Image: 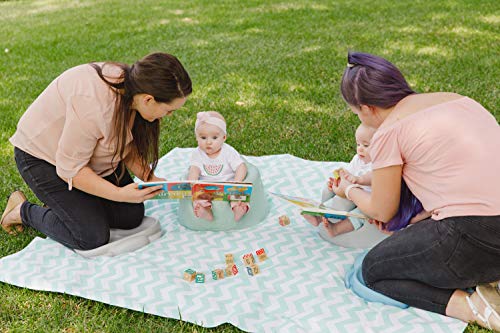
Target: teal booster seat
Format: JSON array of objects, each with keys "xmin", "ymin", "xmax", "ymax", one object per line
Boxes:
[{"xmin": 177, "ymin": 161, "xmax": 269, "ymax": 231}]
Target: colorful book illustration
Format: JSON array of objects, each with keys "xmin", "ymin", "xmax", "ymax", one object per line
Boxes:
[
  {"xmin": 270, "ymin": 192, "xmax": 368, "ymax": 220},
  {"xmin": 138, "ymin": 181, "xmax": 253, "ymax": 202}
]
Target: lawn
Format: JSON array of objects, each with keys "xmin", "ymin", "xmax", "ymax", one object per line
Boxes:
[{"xmin": 1, "ymin": 0, "xmax": 499, "ymax": 332}]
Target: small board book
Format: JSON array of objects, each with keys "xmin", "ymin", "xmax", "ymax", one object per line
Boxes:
[
  {"xmin": 270, "ymin": 192, "xmax": 368, "ymax": 220},
  {"xmin": 138, "ymin": 180, "xmax": 253, "ymax": 202}
]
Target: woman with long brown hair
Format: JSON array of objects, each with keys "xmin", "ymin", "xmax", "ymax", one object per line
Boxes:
[{"xmin": 1, "ymin": 52, "xmax": 192, "ymax": 250}]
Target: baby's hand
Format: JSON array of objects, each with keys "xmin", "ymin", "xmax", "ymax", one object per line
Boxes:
[
  {"xmin": 342, "ymin": 170, "xmax": 358, "ymax": 184},
  {"xmin": 327, "ymin": 178, "xmax": 334, "ymax": 191},
  {"xmin": 327, "ymin": 177, "xmax": 340, "ymax": 191}
]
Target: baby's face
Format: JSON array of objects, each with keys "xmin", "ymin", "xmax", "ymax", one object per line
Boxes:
[
  {"xmin": 355, "ymin": 126, "xmax": 375, "ymax": 163},
  {"xmin": 196, "ymin": 123, "xmax": 226, "ymax": 157}
]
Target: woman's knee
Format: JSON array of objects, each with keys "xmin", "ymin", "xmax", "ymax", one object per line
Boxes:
[
  {"xmin": 361, "ymin": 249, "xmax": 381, "ymax": 286},
  {"xmin": 75, "ymin": 222, "xmax": 110, "ymax": 250},
  {"xmin": 117, "ymin": 203, "xmax": 144, "ymax": 229}
]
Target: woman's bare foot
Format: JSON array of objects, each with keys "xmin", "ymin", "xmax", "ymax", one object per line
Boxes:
[
  {"xmin": 302, "ymin": 214, "xmax": 322, "ymax": 226},
  {"xmin": 322, "ymin": 218, "xmax": 355, "ymax": 237},
  {"xmin": 232, "ymin": 202, "xmax": 249, "ymax": 222},
  {"xmin": 193, "ymin": 202, "xmax": 214, "ymax": 221}
]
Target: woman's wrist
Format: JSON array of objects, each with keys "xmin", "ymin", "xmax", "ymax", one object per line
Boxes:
[{"xmin": 345, "ymin": 184, "xmax": 362, "ymax": 201}]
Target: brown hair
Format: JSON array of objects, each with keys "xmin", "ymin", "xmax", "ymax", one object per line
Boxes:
[{"xmin": 91, "ymin": 52, "xmax": 192, "ymax": 180}]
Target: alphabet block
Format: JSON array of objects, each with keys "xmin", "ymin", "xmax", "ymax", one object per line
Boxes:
[
  {"xmin": 246, "ymin": 264, "xmax": 260, "ymax": 276},
  {"xmin": 279, "ymin": 215, "xmax": 290, "ymax": 226},
  {"xmin": 183, "ymin": 269, "xmax": 196, "ymax": 282}
]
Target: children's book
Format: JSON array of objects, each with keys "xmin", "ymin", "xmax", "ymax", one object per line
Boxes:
[
  {"xmin": 138, "ymin": 180, "xmax": 253, "ymax": 202},
  {"xmin": 270, "ymin": 192, "xmax": 368, "ymax": 220}
]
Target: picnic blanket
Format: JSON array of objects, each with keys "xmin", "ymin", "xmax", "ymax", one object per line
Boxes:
[{"xmin": 0, "ymin": 148, "xmax": 467, "ymax": 333}]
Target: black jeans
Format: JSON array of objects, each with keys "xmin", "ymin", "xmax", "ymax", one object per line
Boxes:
[
  {"xmin": 362, "ymin": 215, "xmax": 500, "ymax": 315},
  {"xmin": 14, "ymin": 147, "xmax": 144, "ymax": 250}
]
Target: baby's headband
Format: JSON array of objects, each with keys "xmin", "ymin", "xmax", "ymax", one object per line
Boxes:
[{"xmin": 195, "ymin": 112, "xmax": 227, "ymax": 134}]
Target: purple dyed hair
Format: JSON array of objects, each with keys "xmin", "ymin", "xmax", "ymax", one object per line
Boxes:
[
  {"xmin": 340, "ymin": 52, "xmax": 416, "ymax": 109},
  {"xmin": 385, "ymin": 179, "xmax": 424, "ymax": 232}
]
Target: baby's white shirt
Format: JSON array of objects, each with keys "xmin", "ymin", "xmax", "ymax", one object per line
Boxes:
[
  {"xmin": 190, "ymin": 143, "xmax": 244, "ymax": 182},
  {"xmin": 345, "ymin": 154, "xmax": 372, "ymax": 192}
]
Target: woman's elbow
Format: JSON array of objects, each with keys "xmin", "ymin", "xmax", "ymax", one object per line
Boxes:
[{"xmin": 370, "ymin": 207, "xmax": 399, "ymax": 223}]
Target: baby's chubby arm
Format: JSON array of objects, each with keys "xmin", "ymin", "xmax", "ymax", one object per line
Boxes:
[
  {"xmin": 187, "ymin": 166, "xmax": 201, "ymax": 181},
  {"xmin": 233, "ymin": 163, "xmax": 247, "ymax": 182}
]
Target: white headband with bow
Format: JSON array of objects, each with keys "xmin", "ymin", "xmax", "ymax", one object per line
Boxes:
[{"xmin": 194, "ymin": 112, "xmax": 227, "ymax": 134}]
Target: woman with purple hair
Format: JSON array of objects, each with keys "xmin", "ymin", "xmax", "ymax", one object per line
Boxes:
[{"xmin": 333, "ymin": 52, "xmax": 500, "ymax": 330}]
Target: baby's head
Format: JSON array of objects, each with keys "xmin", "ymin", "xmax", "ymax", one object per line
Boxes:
[
  {"xmin": 194, "ymin": 111, "xmax": 227, "ymax": 156},
  {"xmin": 355, "ymin": 123, "xmax": 377, "ymax": 163}
]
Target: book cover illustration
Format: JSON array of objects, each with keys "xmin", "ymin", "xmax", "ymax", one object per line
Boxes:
[
  {"xmin": 138, "ymin": 181, "xmax": 252, "ymax": 202},
  {"xmin": 192, "ymin": 182, "xmax": 253, "ymax": 202},
  {"xmin": 270, "ymin": 192, "xmax": 367, "ymax": 220},
  {"xmin": 138, "ymin": 181, "xmax": 194, "ymax": 200}
]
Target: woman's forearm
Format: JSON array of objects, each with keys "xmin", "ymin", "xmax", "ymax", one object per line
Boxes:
[
  {"xmin": 124, "ymin": 154, "xmax": 153, "ymax": 181},
  {"xmin": 63, "ymin": 166, "xmax": 123, "ymax": 201}
]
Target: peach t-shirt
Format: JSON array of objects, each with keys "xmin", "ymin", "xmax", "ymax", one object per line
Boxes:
[
  {"xmin": 10, "ymin": 63, "xmax": 132, "ymax": 184},
  {"xmin": 370, "ymin": 97, "xmax": 500, "ymax": 220}
]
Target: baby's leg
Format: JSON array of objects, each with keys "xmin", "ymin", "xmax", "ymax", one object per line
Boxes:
[
  {"xmin": 322, "ymin": 217, "xmax": 355, "ymax": 237},
  {"xmin": 193, "ymin": 199, "xmax": 214, "ymax": 221},
  {"xmin": 230, "ymin": 201, "xmax": 249, "ymax": 222}
]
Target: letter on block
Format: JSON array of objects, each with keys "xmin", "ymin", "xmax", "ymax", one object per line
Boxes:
[
  {"xmin": 212, "ymin": 269, "xmax": 224, "ymax": 280},
  {"xmin": 195, "ymin": 273, "xmax": 205, "ymax": 283},
  {"xmin": 246, "ymin": 264, "xmax": 260, "ymax": 276},
  {"xmin": 279, "ymin": 215, "xmax": 290, "ymax": 226},
  {"xmin": 230, "ymin": 264, "xmax": 239, "ymax": 275},
  {"xmin": 183, "ymin": 269, "xmax": 196, "ymax": 282}
]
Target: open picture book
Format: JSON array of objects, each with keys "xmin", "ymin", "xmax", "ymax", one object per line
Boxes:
[
  {"xmin": 138, "ymin": 180, "xmax": 253, "ymax": 202},
  {"xmin": 270, "ymin": 192, "xmax": 368, "ymax": 220}
]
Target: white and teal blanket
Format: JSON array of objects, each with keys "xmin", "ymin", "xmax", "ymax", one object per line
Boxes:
[{"xmin": 0, "ymin": 148, "xmax": 466, "ymax": 333}]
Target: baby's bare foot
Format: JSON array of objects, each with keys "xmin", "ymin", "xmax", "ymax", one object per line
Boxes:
[
  {"xmin": 232, "ymin": 203, "xmax": 249, "ymax": 222},
  {"xmin": 303, "ymin": 214, "xmax": 322, "ymax": 226},
  {"xmin": 323, "ymin": 219, "xmax": 339, "ymax": 237},
  {"xmin": 194, "ymin": 203, "xmax": 214, "ymax": 221}
]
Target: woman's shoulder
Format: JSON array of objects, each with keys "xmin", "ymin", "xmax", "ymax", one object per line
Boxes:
[{"xmin": 380, "ymin": 92, "xmax": 465, "ymax": 129}]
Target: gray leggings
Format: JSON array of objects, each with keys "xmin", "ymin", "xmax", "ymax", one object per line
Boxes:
[{"xmin": 362, "ymin": 215, "xmax": 500, "ymax": 314}]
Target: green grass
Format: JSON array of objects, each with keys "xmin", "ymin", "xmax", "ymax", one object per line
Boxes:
[{"xmin": 1, "ymin": 0, "xmax": 499, "ymax": 332}]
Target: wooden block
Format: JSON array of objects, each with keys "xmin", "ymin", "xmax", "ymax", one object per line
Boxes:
[
  {"xmin": 256, "ymin": 247, "xmax": 268, "ymax": 262},
  {"xmin": 225, "ymin": 253, "xmax": 234, "ymax": 265},
  {"xmin": 332, "ymin": 169, "xmax": 340, "ymax": 180},
  {"xmin": 279, "ymin": 215, "xmax": 290, "ymax": 226},
  {"xmin": 225, "ymin": 266, "xmax": 233, "ymax": 277},
  {"xmin": 246, "ymin": 264, "xmax": 260, "ymax": 276},
  {"xmin": 212, "ymin": 269, "xmax": 224, "ymax": 280},
  {"xmin": 195, "ymin": 273, "xmax": 205, "ymax": 283},
  {"xmin": 242, "ymin": 253, "xmax": 255, "ymax": 266},
  {"xmin": 258, "ymin": 253, "xmax": 268, "ymax": 262},
  {"xmin": 183, "ymin": 269, "xmax": 196, "ymax": 282}
]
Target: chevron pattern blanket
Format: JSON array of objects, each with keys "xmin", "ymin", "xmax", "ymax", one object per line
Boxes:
[{"xmin": 0, "ymin": 148, "xmax": 466, "ymax": 333}]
